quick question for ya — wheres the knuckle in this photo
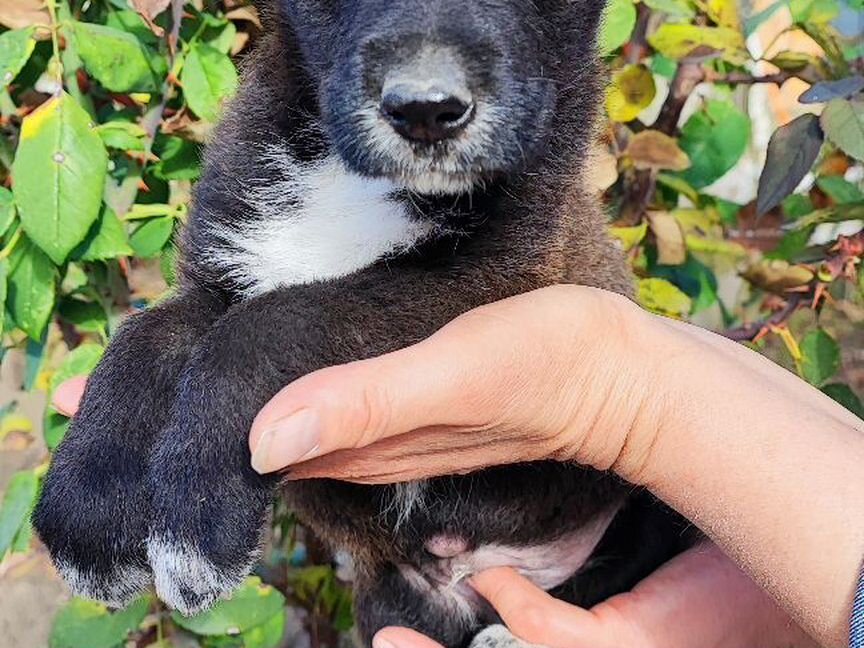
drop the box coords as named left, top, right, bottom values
left=352, top=378, right=393, bottom=448
left=512, top=604, right=552, bottom=641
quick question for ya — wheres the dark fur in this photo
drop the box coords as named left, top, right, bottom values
left=34, top=2, right=691, bottom=646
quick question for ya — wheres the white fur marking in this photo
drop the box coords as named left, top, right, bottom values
left=57, top=559, right=150, bottom=609
left=397, top=506, right=621, bottom=622
left=147, top=536, right=259, bottom=615
left=208, top=153, right=434, bottom=296
left=470, top=625, right=541, bottom=648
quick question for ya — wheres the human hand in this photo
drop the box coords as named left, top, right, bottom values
left=247, top=286, right=674, bottom=481
left=373, top=543, right=818, bottom=648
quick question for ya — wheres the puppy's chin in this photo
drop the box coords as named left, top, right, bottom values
left=392, top=170, right=479, bottom=196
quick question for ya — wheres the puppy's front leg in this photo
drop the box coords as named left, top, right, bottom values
left=145, top=264, right=509, bottom=613
left=33, top=289, right=225, bottom=607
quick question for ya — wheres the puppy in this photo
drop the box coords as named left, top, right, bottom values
left=35, top=2, right=691, bottom=647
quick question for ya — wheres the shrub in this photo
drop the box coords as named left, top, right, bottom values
left=0, top=0, right=861, bottom=646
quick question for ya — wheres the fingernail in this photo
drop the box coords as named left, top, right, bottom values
left=251, top=409, right=321, bottom=474
left=373, top=637, right=397, bottom=648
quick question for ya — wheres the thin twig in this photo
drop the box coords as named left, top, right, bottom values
left=723, top=292, right=807, bottom=342
left=705, top=71, right=794, bottom=85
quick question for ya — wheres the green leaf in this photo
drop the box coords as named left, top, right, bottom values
left=58, top=298, right=108, bottom=334
left=821, top=383, right=864, bottom=419
left=241, top=610, right=285, bottom=648
left=791, top=202, right=864, bottom=230
left=0, top=26, right=36, bottom=86
left=816, top=175, right=864, bottom=204
left=643, top=0, right=696, bottom=19
left=151, top=135, right=202, bottom=181
left=820, top=99, right=864, bottom=161
left=637, top=278, right=692, bottom=317
left=756, top=114, right=824, bottom=216
left=181, top=42, right=239, bottom=122
left=95, top=121, right=147, bottom=151
left=72, top=21, right=159, bottom=93
left=75, top=206, right=134, bottom=262
left=129, top=215, right=174, bottom=258
left=0, top=259, right=6, bottom=337
left=105, top=9, right=161, bottom=46
left=0, top=469, right=38, bottom=558
left=677, top=99, right=750, bottom=189
left=12, top=93, right=108, bottom=265
left=50, top=597, right=149, bottom=648
left=50, top=343, right=104, bottom=393
left=6, top=236, right=57, bottom=341
left=790, top=0, right=841, bottom=23
left=647, top=24, right=746, bottom=64
left=650, top=53, right=678, bottom=78
left=598, top=0, right=637, bottom=56
left=160, top=241, right=177, bottom=285
left=0, top=186, right=15, bottom=237
left=744, top=0, right=785, bottom=37
left=44, top=410, right=70, bottom=451
left=799, top=328, right=840, bottom=386
left=172, top=577, right=286, bottom=636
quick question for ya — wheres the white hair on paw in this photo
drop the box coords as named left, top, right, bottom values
left=470, top=625, right=544, bottom=648
left=56, top=558, right=151, bottom=609
left=206, top=152, right=435, bottom=297
left=147, top=535, right=259, bottom=616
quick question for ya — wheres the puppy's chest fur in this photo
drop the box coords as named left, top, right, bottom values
left=204, top=149, right=435, bottom=297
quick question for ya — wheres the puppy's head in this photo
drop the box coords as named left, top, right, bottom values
left=279, top=0, right=606, bottom=195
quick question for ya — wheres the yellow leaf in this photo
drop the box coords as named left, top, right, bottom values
left=685, top=235, right=747, bottom=257
left=671, top=207, right=720, bottom=234
left=627, top=130, right=691, bottom=171
left=637, top=278, right=692, bottom=317
left=648, top=24, right=747, bottom=64
left=742, top=260, right=814, bottom=294
left=0, top=414, right=33, bottom=440
left=702, top=0, right=740, bottom=28
left=649, top=211, right=687, bottom=265
left=609, top=220, right=649, bottom=252
left=605, top=65, right=656, bottom=123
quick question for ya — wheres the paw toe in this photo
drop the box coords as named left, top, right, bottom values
left=147, top=535, right=257, bottom=615
left=56, top=558, right=151, bottom=608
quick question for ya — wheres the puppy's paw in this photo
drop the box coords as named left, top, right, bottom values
left=147, top=535, right=258, bottom=615
left=33, top=408, right=154, bottom=607
left=469, top=626, right=547, bottom=648
left=146, top=376, right=278, bottom=615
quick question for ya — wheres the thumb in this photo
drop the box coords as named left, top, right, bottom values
left=470, top=568, right=637, bottom=648
left=249, top=310, right=527, bottom=475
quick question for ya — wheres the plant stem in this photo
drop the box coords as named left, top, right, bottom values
left=46, top=0, right=63, bottom=83
left=0, top=225, right=23, bottom=260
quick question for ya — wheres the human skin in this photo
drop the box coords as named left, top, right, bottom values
left=54, top=286, right=864, bottom=647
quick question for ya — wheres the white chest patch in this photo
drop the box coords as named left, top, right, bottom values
left=207, top=150, right=434, bottom=296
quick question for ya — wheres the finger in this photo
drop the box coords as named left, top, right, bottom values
left=470, top=567, right=641, bottom=648
left=373, top=627, right=445, bottom=648
left=249, top=303, right=542, bottom=475
left=52, top=376, right=88, bottom=417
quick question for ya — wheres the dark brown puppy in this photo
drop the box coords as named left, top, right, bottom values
left=34, top=2, right=691, bottom=647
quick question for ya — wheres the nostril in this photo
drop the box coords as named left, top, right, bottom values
left=380, top=86, right=475, bottom=143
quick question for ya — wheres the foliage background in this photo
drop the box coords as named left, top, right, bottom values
left=0, top=0, right=862, bottom=646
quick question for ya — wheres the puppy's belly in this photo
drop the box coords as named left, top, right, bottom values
left=399, top=506, right=620, bottom=611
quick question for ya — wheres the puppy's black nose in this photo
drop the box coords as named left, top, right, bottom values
left=381, top=85, right=474, bottom=143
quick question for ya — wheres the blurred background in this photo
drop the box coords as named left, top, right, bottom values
left=0, top=0, right=862, bottom=646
